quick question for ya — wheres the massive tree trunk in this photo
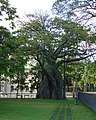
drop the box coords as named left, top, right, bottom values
left=36, top=61, right=65, bottom=99
left=36, top=41, right=67, bottom=99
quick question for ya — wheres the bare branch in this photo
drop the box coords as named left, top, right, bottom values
left=57, top=52, right=96, bottom=66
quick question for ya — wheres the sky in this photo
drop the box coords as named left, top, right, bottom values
left=0, top=0, right=55, bottom=29
left=9, top=0, right=56, bottom=16
left=0, top=0, right=56, bottom=28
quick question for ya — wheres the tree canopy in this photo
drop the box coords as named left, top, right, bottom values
left=0, top=0, right=18, bottom=28
left=0, top=0, right=96, bottom=99
left=14, top=12, right=95, bottom=99
left=52, top=0, right=96, bottom=31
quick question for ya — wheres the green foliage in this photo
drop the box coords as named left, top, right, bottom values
left=0, top=26, right=11, bottom=76
left=0, top=0, right=95, bottom=94
left=15, top=12, right=95, bottom=94
left=19, top=14, right=91, bottom=66
left=52, top=0, right=96, bottom=31
left=86, top=61, right=96, bottom=85
left=0, top=27, right=28, bottom=89
left=0, top=0, right=18, bottom=28
left=0, top=0, right=19, bottom=78
left=79, top=61, right=96, bottom=90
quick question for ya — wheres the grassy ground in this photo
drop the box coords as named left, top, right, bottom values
left=0, top=98, right=96, bottom=120
left=65, top=99, right=96, bottom=120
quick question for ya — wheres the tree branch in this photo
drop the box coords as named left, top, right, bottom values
left=57, top=53, right=96, bottom=66
left=53, top=39, right=68, bottom=57
left=35, top=55, right=57, bottom=88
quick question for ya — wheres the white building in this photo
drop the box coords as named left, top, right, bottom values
left=0, top=80, right=37, bottom=98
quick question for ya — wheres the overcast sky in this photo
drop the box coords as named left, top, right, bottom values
left=9, top=0, right=56, bottom=16
left=0, top=0, right=56, bottom=29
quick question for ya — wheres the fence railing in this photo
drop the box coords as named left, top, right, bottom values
left=0, top=92, right=36, bottom=98
left=78, top=92, right=96, bottom=112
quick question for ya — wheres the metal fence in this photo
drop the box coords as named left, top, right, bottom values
left=78, top=92, right=96, bottom=112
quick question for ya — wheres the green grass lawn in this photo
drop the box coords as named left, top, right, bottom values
left=0, top=98, right=96, bottom=120
left=66, top=99, right=96, bottom=120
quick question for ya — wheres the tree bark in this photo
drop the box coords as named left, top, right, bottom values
left=36, top=61, right=64, bottom=99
